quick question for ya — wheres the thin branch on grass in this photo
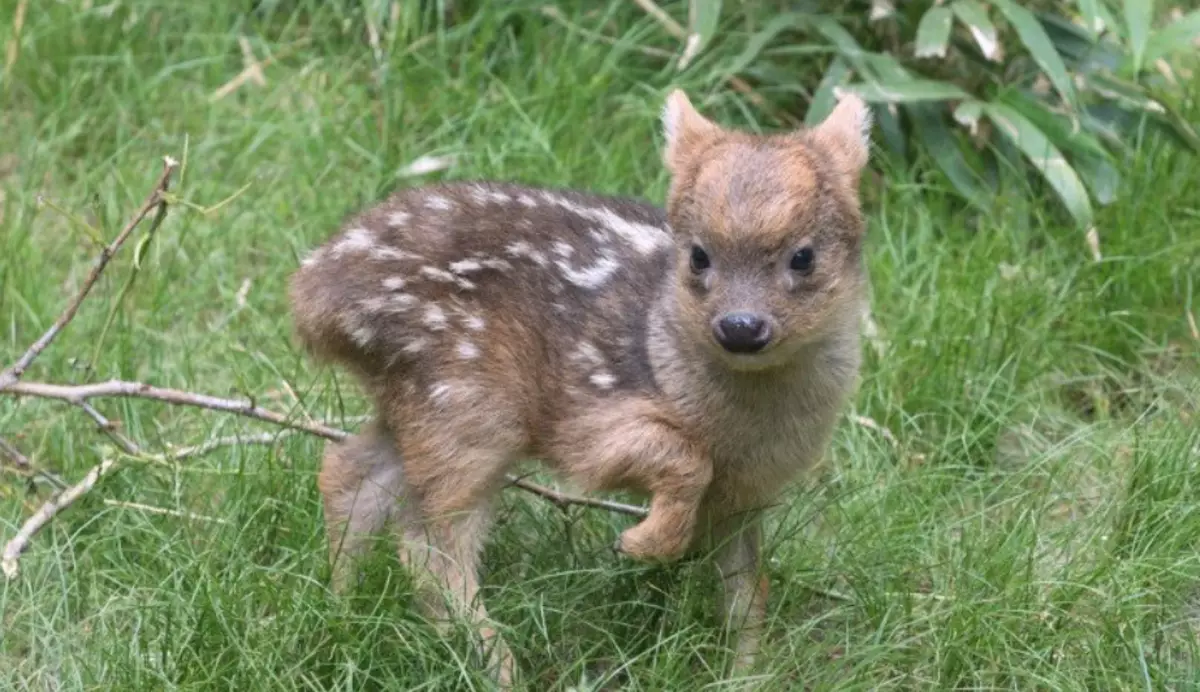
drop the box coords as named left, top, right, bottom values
left=6, top=380, right=350, bottom=441
left=2, top=458, right=117, bottom=579
left=508, top=475, right=647, bottom=518
left=0, top=376, right=647, bottom=577
left=0, top=435, right=31, bottom=469
left=0, top=158, right=177, bottom=390
left=102, top=499, right=229, bottom=525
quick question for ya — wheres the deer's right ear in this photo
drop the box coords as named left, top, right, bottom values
left=661, top=89, right=720, bottom=174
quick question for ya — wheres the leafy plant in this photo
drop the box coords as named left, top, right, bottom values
left=674, top=1, right=1200, bottom=233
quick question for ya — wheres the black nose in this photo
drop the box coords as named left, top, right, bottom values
left=713, top=312, right=771, bottom=354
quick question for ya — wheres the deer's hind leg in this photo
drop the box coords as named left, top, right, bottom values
left=385, top=379, right=527, bottom=687
left=317, top=419, right=408, bottom=594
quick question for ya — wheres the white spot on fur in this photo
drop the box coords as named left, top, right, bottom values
left=330, top=228, right=375, bottom=257
left=422, top=303, right=447, bottom=330
left=359, top=294, right=418, bottom=315
left=456, top=340, right=480, bottom=360
left=388, top=211, right=411, bottom=227
left=403, top=337, right=428, bottom=354
left=557, top=252, right=620, bottom=289
left=505, top=241, right=549, bottom=267
left=481, top=258, right=512, bottom=271
left=390, top=293, right=419, bottom=309
left=420, top=266, right=457, bottom=282
left=429, top=383, right=452, bottom=404
left=370, top=246, right=419, bottom=262
left=301, top=248, right=324, bottom=267
left=517, top=194, right=537, bottom=207
left=552, top=241, right=574, bottom=258
left=455, top=277, right=477, bottom=291
left=351, top=324, right=375, bottom=347
left=425, top=194, right=453, bottom=212
left=589, top=371, right=616, bottom=390
left=537, top=192, right=670, bottom=255
left=382, top=276, right=407, bottom=291
left=469, top=184, right=512, bottom=205
left=449, top=259, right=483, bottom=274
left=462, top=314, right=485, bottom=331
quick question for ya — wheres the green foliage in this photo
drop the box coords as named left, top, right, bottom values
left=665, top=1, right=1200, bottom=231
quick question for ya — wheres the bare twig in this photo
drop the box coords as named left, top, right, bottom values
left=0, top=435, right=30, bottom=469
left=2, top=458, right=117, bottom=579
left=1, top=375, right=650, bottom=576
left=508, top=475, right=647, bottom=518
left=0, top=158, right=177, bottom=390
left=6, top=380, right=348, bottom=441
left=102, top=499, right=229, bottom=525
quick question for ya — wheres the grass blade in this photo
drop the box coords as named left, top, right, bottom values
left=1123, top=0, right=1154, bottom=73
left=723, top=12, right=809, bottom=78
left=952, top=0, right=1001, bottom=61
left=991, top=0, right=1077, bottom=107
left=678, top=0, right=723, bottom=69
left=1143, top=9, right=1200, bottom=64
left=805, top=56, right=853, bottom=126
left=841, top=79, right=969, bottom=103
left=984, top=102, right=1094, bottom=228
left=915, top=6, right=954, bottom=59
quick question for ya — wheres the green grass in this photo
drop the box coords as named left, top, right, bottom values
left=2, top=1, right=1199, bottom=690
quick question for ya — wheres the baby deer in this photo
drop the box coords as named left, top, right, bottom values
left=289, top=89, right=871, bottom=686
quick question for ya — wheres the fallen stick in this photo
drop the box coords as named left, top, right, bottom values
left=0, top=158, right=177, bottom=390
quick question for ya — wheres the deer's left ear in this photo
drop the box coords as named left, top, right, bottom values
left=661, top=89, right=721, bottom=174
left=808, top=91, right=872, bottom=184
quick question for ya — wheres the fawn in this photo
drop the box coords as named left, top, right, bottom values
left=289, top=89, right=871, bottom=686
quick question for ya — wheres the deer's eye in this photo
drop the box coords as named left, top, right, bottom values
left=689, top=245, right=711, bottom=273
left=789, top=247, right=815, bottom=274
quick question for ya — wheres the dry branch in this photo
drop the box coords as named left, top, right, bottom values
left=0, top=372, right=648, bottom=578
left=0, top=158, right=177, bottom=390
left=0, top=435, right=30, bottom=469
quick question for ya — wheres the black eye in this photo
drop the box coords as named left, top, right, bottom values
left=689, top=245, right=711, bottom=273
left=790, top=247, right=815, bottom=274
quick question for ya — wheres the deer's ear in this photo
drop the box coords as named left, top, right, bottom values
left=662, top=89, right=720, bottom=174
left=809, top=91, right=872, bottom=183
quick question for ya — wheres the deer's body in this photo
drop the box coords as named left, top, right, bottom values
left=289, top=90, right=872, bottom=686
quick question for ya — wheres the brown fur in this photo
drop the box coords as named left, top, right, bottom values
left=289, top=90, right=872, bottom=686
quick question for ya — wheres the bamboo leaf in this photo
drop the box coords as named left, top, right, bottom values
left=1144, top=9, right=1200, bottom=64
left=991, top=0, right=1077, bottom=107
left=1123, top=0, right=1154, bottom=73
left=952, top=0, right=1000, bottom=61
left=908, top=102, right=990, bottom=206
left=841, top=79, right=970, bottom=103
left=915, top=6, right=954, bottom=58
left=1075, top=0, right=1117, bottom=39
left=985, top=102, right=1094, bottom=228
left=1074, top=153, right=1121, bottom=205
